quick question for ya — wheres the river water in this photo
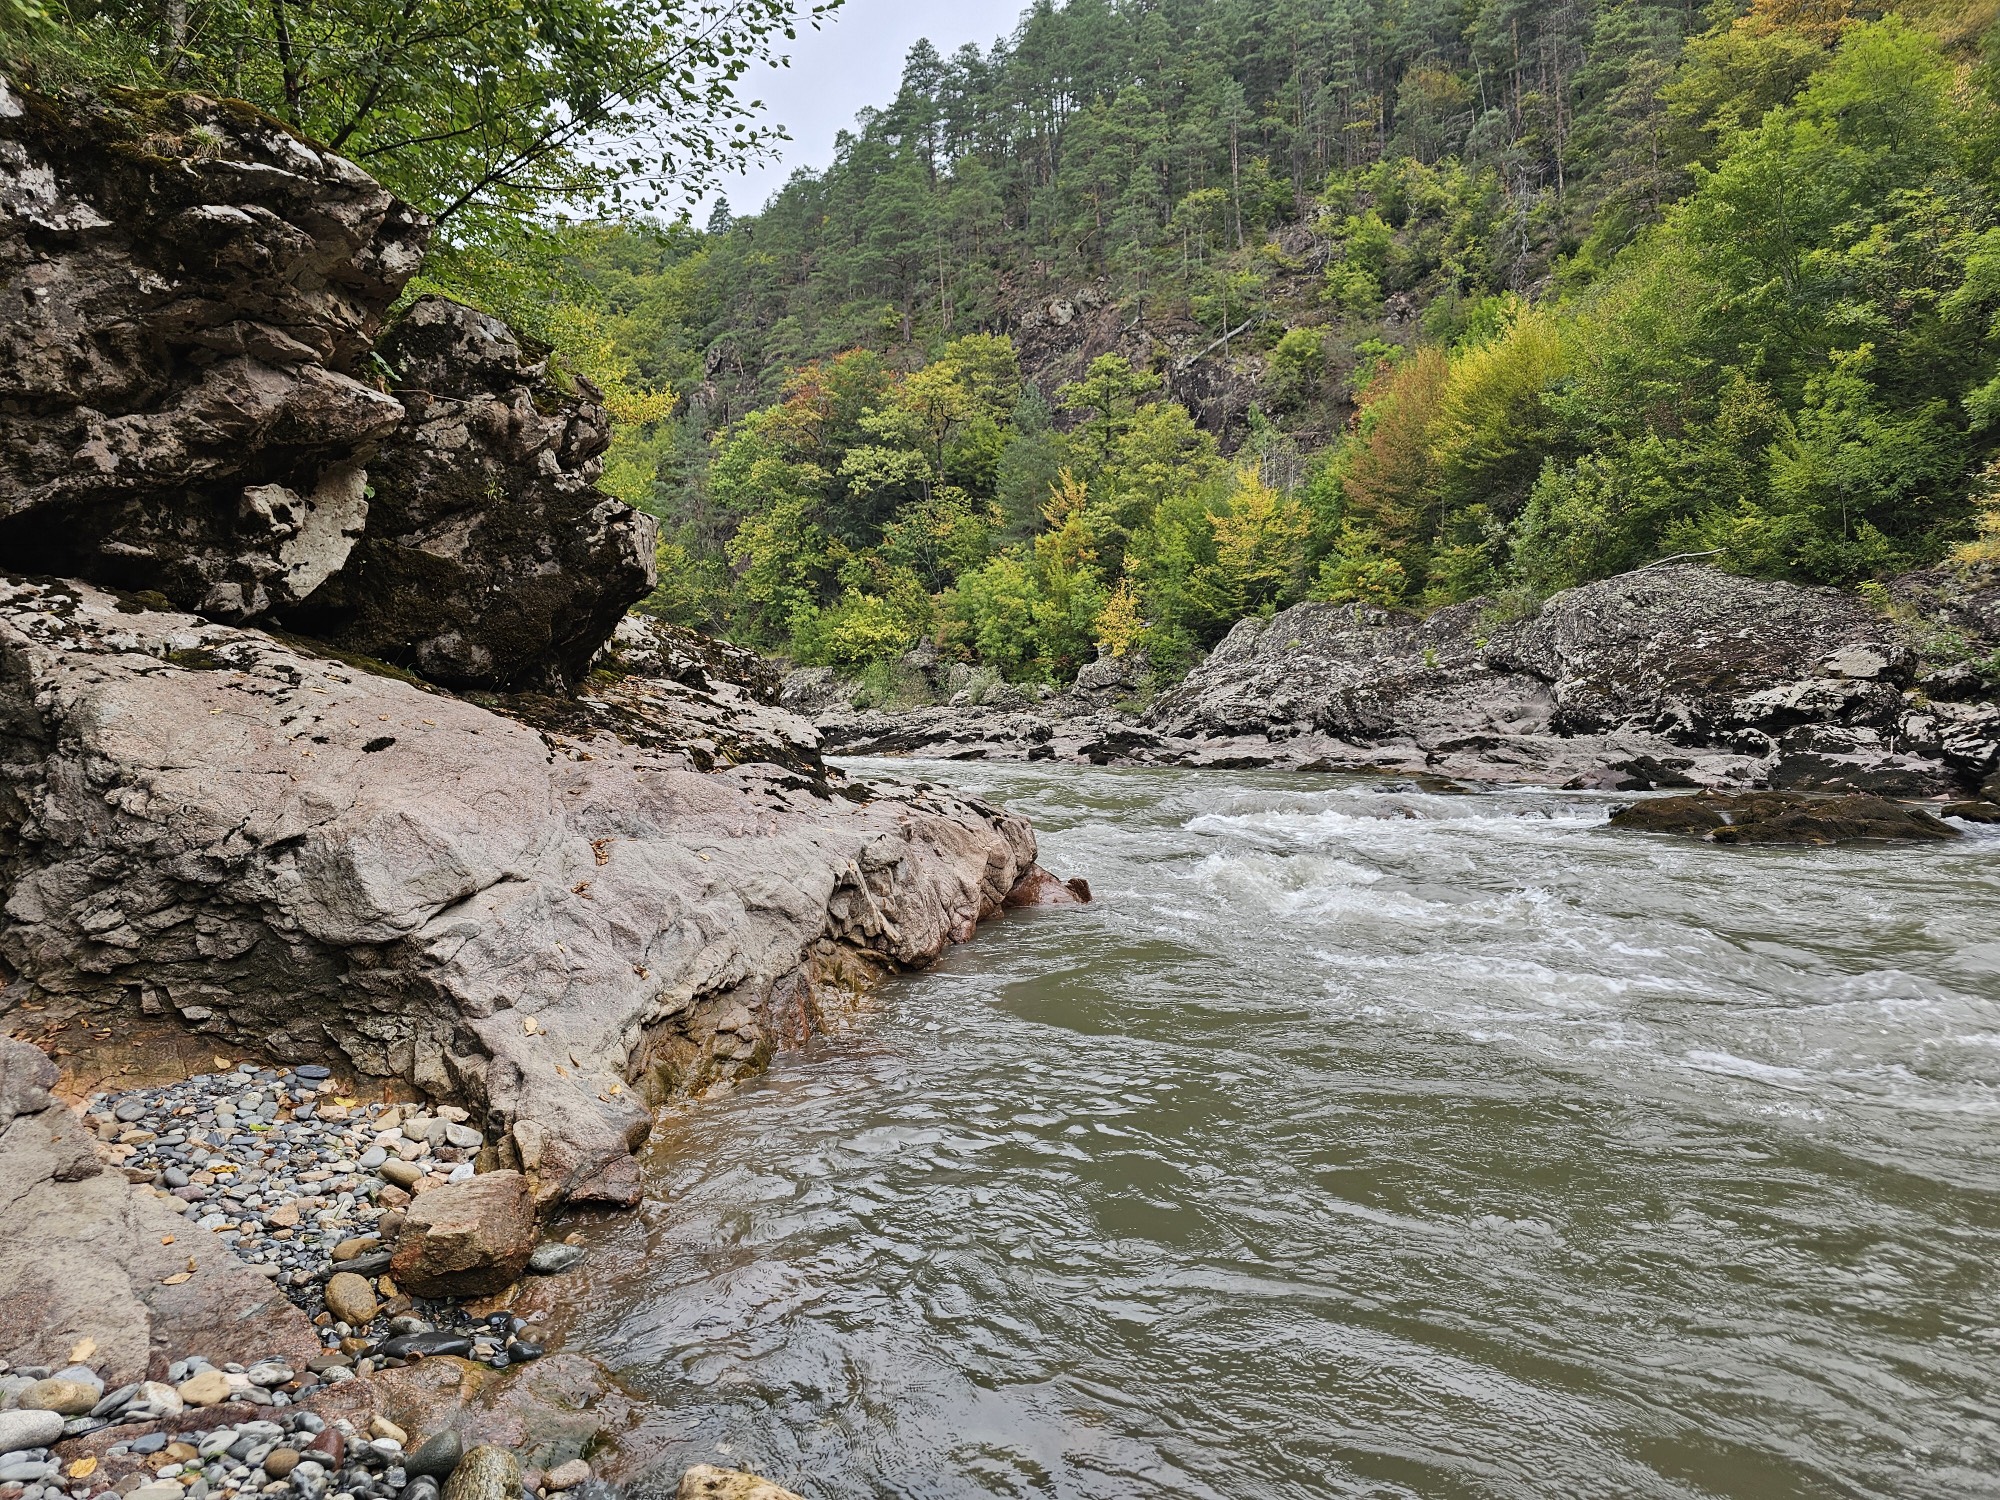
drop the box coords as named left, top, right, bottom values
left=546, top=763, right=2000, bottom=1500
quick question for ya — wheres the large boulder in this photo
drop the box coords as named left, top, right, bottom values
left=0, top=578, right=1042, bottom=1204
left=290, top=298, right=658, bottom=690
left=0, top=77, right=427, bottom=618
left=389, top=1172, right=536, bottom=1297
left=0, top=1035, right=320, bottom=1384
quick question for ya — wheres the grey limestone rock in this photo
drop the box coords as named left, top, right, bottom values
left=290, top=297, right=658, bottom=691
left=0, top=578, right=1041, bottom=1206
left=0, top=78, right=427, bottom=619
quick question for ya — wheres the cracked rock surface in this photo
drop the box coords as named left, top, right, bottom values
left=0, top=79, right=426, bottom=620
left=0, top=1036, right=321, bottom=1386
left=0, top=579, right=1040, bottom=1207
left=289, top=299, right=658, bottom=693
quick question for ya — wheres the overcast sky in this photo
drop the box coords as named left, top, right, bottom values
left=705, top=0, right=1030, bottom=218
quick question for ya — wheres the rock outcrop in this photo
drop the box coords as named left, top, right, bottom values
left=0, top=1036, right=321, bottom=1383
left=815, top=565, right=1999, bottom=796
left=0, top=78, right=656, bottom=695
left=290, top=299, right=658, bottom=691
left=1143, top=565, right=2000, bottom=794
left=0, top=79, right=427, bottom=620
left=0, top=578, right=1042, bottom=1206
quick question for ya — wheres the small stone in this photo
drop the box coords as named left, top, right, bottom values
left=440, top=1125, right=481, bottom=1151
left=441, top=1447, right=517, bottom=1500
left=19, top=1379, right=100, bottom=1416
left=503, top=1341, right=543, bottom=1363
left=371, top=1333, right=472, bottom=1362
left=378, top=1162, right=423, bottom=1191
left=114, top=1099, right=148, bottom=1123
left=526, top=1244, right=584, bottom=1276
left=245, top=1363, right=295, bottom=1388
left=294, top=1067, right=332, bottom=1081
left=325, top=1273, right=380, bottom=1327
left=262, top=1452, right=300, bottom=1480
left=265, top=1203, right=301, bottom=1229
left=401, top=1436, right=461, bottom=1482
left=543, top=1463, right=589, bottom=1493
left=131, top=1434, right=169, bottom=1457
left=127, top=1485, right=184, bottom=1500
left=176, top=1370, right=232, bottom=1408
left=0, top=1408, right=64, bottom=1454
left=89, top=1383, right=140, bottom=1418
left=357, top=1148, right=388, bottom=1170
left=367, top=1420, right=405, bottom=1446
left=133, top=1381, right=184, bottom=1419
left=330, top=1238, right=381, bottom=1264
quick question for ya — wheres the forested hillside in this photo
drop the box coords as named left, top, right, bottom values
left=564, top=0, right=2000, bottom=687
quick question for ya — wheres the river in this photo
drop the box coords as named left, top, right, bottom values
left=541, top=763, right=2000, bottom=1500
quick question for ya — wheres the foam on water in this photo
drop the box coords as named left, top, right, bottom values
left=541, top=763, right=2000, bottom=1500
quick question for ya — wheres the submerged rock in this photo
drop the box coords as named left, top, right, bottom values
left=1607, top=791, right=1962, bottom=844
left=675, top=1468, right=805, bottom=1500
left=0, top=579, right=1045, bottom=1206
left=441, top=1445, right=519, bottom=1500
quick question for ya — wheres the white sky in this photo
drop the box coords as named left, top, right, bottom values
left=705, top=0, right=1030, bottom=218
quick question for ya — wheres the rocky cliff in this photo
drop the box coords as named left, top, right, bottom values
left=0, top=78, right=1064, bottom=1208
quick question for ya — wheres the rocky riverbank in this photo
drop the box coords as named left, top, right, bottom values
left=1, top=74, right=1067, bottom=1500
left=803, top=563, right=2000, bottom=806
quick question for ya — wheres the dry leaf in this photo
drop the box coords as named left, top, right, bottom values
left=214, top=1056, right=233, bottom=1068
left=68, top=1337, right=96, bottom=1364
left=160, top=1272, right=192, bottom=1286
left=186, top=1255, right=198, bottom=1270
left=68, top=1459, right=97, bottom=1480
left=333, top=1096, right=359, bottom=1108
left=159, top=1235, right=174, bottom=1246
left=522, top=1016, right=540, bottom=1035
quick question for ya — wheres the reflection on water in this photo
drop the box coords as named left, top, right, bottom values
left=544, top=764, right=2000, bottom=1500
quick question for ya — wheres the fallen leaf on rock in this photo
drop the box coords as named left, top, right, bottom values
left=68, top=1337, right=96, bottom=1363
left=68, top=1459, right=96, bottom=1480
left=160, top=1235, right=174, bottom=1245
left=213, top=1056, right=233, bottom=1068
left=522, top=1016, right=541, bottom=1035
left=161, top=1272, right=192, bottom=1285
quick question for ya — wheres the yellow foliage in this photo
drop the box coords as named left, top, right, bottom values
left=1210, top=465, right=1312, bottom=604
left=1426, top=302, right=1566, bottom=501
left=1958, top=462, right=2000, bottom=566
left=1094, top=580, right=1145, bottom=658
left=1740, top=0, right=1853, bottom=45
left=540, top=303, right=677, bottom=427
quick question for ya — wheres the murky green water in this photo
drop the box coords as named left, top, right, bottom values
left=549, top=764, right=2000, bottom=1499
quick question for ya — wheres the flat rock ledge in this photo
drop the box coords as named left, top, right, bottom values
left=0, top=577, right=1045, bottom=1208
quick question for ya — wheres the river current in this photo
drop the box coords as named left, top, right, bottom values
left=546, top=763, right=2000, bottom=1500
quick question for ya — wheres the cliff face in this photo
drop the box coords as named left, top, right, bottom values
left=0, top=80, right=1059, bottom=1206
